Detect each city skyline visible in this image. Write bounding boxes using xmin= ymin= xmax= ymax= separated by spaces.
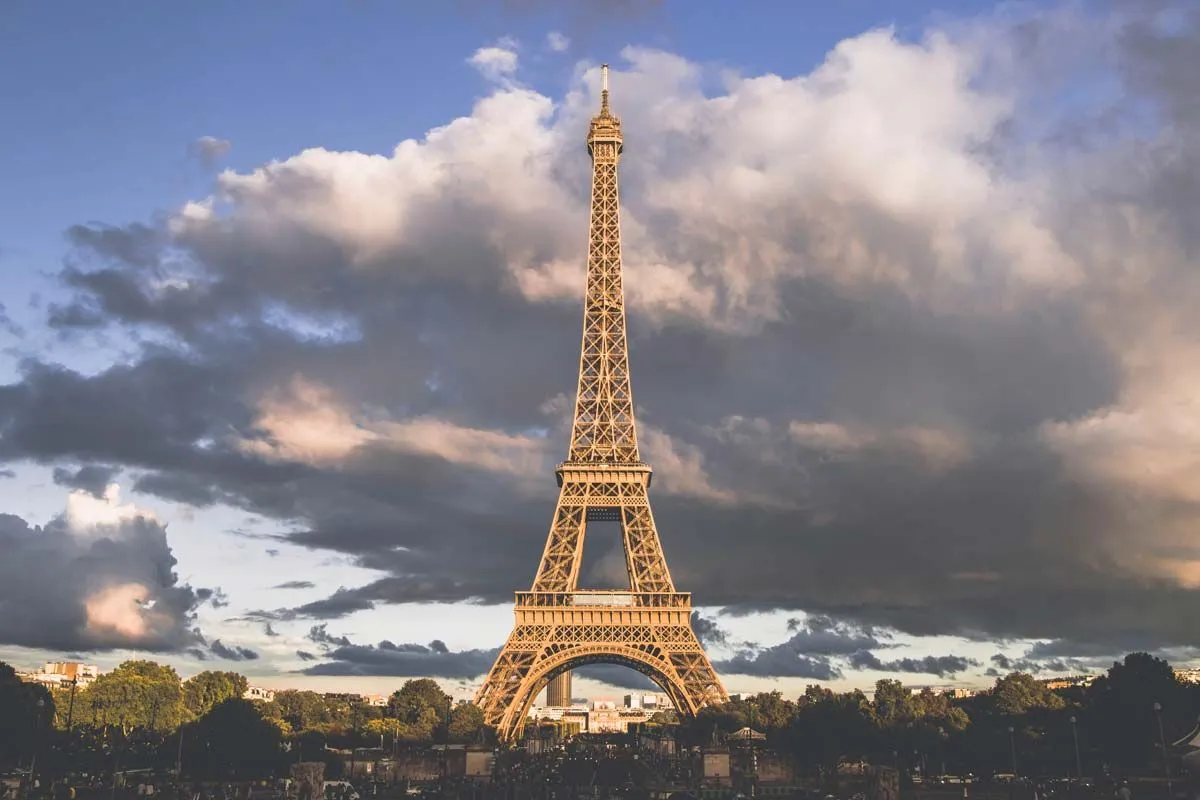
xmin=2 ymin=0 xmax=1200 ymax=703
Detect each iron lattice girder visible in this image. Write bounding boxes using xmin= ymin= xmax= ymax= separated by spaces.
xmin=473 ymin=66 xmax=728 ymax=741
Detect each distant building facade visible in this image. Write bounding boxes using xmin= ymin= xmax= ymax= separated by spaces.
xmin=244 ymin=686 xmax=276 ymax=702
xmin=1043 ymin=675 xmax=1096 ymax=690
xmin=528 ymin=699 xmax=654 ymax=733
xmin=19 ymin=662 xmax=100 ymax=688
xmin=546 ymin=673 xmax=572 ymax=707
xmin=623 ymin=693 xmax=672 ymax=710
xmin=1176 ymin=668 xmax=1200 ymax=684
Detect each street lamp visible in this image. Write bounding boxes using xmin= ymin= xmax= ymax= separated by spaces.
xmin=1069 ymin=716 xmax=1082 ymax=783
xmin=1008 ymin=726 xmax=1017 ymax=776
xmin=30 ymin=698 xmax=46 ymax=787
xmin=1153 ymin=703 xmax=1173 ymax=799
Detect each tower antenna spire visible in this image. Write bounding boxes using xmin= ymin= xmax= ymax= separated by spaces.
xmin=600 ymin=63 xmax=610 ymax=114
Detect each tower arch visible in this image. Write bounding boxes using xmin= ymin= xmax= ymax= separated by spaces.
xmin=496 ymin=644 xmax=698 ymax=741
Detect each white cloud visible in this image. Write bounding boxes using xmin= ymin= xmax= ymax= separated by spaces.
xmin=239 ymin=376 xmax=548 ymax=476
xmin=546 ymin=31 xmax=570 ymax=52
xmin=190 ymin=135 xmax=231 ymax=168
xmin=468 ymin=42 xmax=520 ymax=83
xmin=66 ymin=483 xmax=153 ymax=532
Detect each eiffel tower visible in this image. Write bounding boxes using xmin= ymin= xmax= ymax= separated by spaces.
xmin=474 ymin=65 xmax=728 ymax=741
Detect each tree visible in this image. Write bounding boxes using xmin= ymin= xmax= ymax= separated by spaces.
xmin=183 ymin=671 xmax=249 ymax=719
xmin=742 ymin=691 xmax=796 ymax=732
xmin=993 ymin=672 xmax=1064 ymax=715
xmin=386 ymin=679 xmax=450 ymax=726
xmin=788 ymin=686 xmax=876 ymax=772
xmin=0 ymin=662 xmax=53 ymax=768
xmin=1087 ymin=652 xmax=1190 ymax=773
xmin=79 ymin=660 xmax=184 ymax=733
xmin=184 ymin=698 xmax=282 ymax=779
xmin=447 ymin=702 xmax=485 ymax=743
xmin=268 ymin=690 xmax=340 ymax=733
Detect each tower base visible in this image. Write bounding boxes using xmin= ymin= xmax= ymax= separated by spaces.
xmin=475 ymin=591 xmax=727 ymax=741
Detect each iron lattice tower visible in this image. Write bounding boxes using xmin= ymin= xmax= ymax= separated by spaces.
xmin=474 ymin=65 xmax=728 ymax=741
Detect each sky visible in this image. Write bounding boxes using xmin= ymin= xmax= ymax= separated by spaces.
xmin=1 ymin=0 xmax=1200 ymax=703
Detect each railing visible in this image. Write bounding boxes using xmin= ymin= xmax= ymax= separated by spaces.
xmin=515 ymin=591 xmax=691 ymax=608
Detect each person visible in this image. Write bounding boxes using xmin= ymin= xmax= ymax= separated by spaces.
xmin=1117 ymin=782 xmax=1132 ymax=800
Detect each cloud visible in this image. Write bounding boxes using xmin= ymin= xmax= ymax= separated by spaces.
xmin=3 ymin=3 xmax=1200 ymax=670
xmin=209 ymin=639 xmax=260 ymax=661
xmin=713 ymin=616 xmax=895 ymax=680
xmin=848 ymin=651 xmax=979 ymax=678
xmin=300 ymin=624 xmax=498 ymax=678
xmin=52 ymin=464 xmax=122 ymax=498
xmin=273 ymin=580 xmax=316 ymax=590
xmin=468 ymin=40 xmax=519 ymax=83
xmin=574 ymin=664 xmax=659 ymax=692
xmin=189 ymin=136 xmax=231 ymax=169
xmin=0 ymin=485 xmax=209 ymax=651
xmin=546 ymin=31 xmax=569 ymax=52
xmin=691 ymin=612 xmax=728 ymax=648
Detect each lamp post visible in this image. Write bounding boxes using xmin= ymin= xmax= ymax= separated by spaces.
xmin=1008 ymin=726 xmax=1018 ymax=776
xmin=1069 ymin=716 xmax=1082 ymax=783
xmin=1153 ymin=702 xmax=1173 ymax=799
xmin=30 ymin=698 xmax=46 ymax=787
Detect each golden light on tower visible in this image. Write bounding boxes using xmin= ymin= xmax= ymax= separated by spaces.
xmin=474 ymin=64 xmax=728 ymax=741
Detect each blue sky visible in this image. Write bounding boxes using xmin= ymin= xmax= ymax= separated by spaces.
xmin=2 ymin=0 xmax=1198 ymax=701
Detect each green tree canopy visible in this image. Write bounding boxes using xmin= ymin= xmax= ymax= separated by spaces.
xmin=81 ymin=659 xmax=184 ymax=733
xmin=447 ymin=701 xmax=485 ymax=743
xmin=993 ymin=672 xmax=1066 ymax=715
xmin=183 ymin=670 xmax=249 ymax=719
xmin=386 ymin=679 xmax=450 ymax=726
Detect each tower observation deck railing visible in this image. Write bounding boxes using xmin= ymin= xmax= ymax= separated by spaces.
xmin=514 ymin=591 xmax=691 ymax=608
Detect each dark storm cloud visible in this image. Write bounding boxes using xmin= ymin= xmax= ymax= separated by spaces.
xmin=0 ymin=469 xmax=15 ymax=479
xmin=848 ymin=651 xmax=979 ymax=678
xmin=985 ymin=653 xmax=1077 ymax=677
xmin=690 ymin=612 xmax=728 ymax=648
xmin=209 ymin=640 xmax=260 ymax=661
xmin=272 ymin=580 xmax=316 ymax=590
xmin=3 ymin=3 xmax=1200 ymax=676
xmin=716 ymin=649 xmax=840 ymax=681
xmin=301 ymin=637 xmax=499 ymax=678
xmin=296 ymin=650 xmax=317 ymax=661
xmin=0 ymin=507 xmax=208 ymax=652
xmin=51 ymin=465 xmax=122 ymax=497
xmin=713 ymin=617 xmax=900 ymax=680
xmin=573 ymin=664 xmax=660 ymax=692
xmin=781 ymin=616 xmax=890 ymax=656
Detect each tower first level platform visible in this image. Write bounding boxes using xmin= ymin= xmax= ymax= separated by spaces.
xmin=476 ymin=590 xmax=726 ymax=741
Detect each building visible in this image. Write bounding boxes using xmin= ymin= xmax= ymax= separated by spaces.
xmin=528 ymin=702 xmax=653 ymax=734
xmin=623 ymin=693 xmax=672 ymax=710
xmin=1175 ymin=668 xmax=1200 ymax=684
xmin=546 ymin=673 xmax=572 ymax=707
xmin=1043 ymin=675 xmax=1096 ymax=690
xmin=244 ymin=686 xmax=276 ymax=702
xmin=19 ymin=662 xmax=100 ymax=688
xmin=907 ymin=687 xmax=976 ymax=698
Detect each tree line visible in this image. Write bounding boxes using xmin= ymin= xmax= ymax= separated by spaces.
xmin=661 ymin=653 xmax=1200 ymax=779
xmin=4 ymin=651 xmax=1199 ymax=781
xmin=0 ymin=660 xmax=485 ymax=779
